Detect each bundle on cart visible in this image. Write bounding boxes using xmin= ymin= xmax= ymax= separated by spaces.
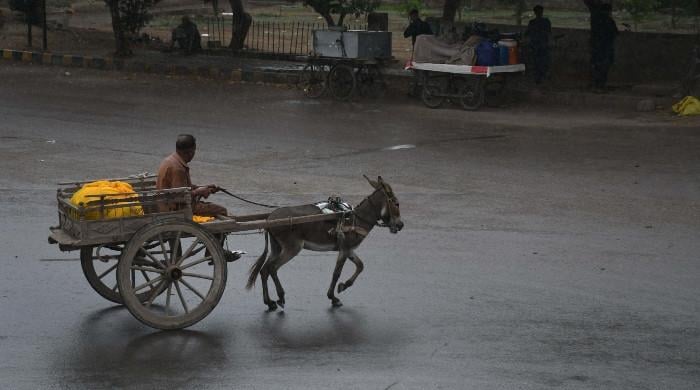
xmin=70 ymin=180 xmax=143 ymax=220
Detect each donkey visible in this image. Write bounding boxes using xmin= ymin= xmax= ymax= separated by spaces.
xmin=246 ymin=176 xmax=403 ymax=311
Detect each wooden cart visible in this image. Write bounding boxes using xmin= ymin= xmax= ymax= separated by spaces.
xmin=407 ymin=62 xmax=526 ymax=110
xmin=48 ymin=175 xmax=344 ymax=330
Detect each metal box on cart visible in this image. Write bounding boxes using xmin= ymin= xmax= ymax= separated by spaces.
xmin=312 ymin=30 xmax=392 ymax=59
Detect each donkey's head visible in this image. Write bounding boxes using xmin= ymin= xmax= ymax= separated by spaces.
xmin=364 ymin=175 xmax=404 ymax=234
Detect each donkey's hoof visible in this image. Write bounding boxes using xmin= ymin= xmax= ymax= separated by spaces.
xmin=331 ymin=299 xmax=343 ymax=308
xmin=266 ymin=302 xmax=278 ymax=311
xmin=337 ymin=283 xmax=346 ymax=293
xmin=276 ymin=299 xmax=285 ymax=309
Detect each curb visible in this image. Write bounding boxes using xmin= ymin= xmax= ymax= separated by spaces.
xmin=0 ymin=48 xmax=300 ymax=88
xmin=1 ymin=48 xmax=667 ymax=111
xmin=511 ymin=88 xmax=676 ymax=112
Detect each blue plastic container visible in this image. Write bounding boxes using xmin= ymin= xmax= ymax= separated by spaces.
xmin=498 ymin=46 xmax=509 ymax=65
xmin=475 ymin=40 xmax=497 ymax=66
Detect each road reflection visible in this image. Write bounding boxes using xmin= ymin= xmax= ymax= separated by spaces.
xmin=254 ymin=307 xmax=404 ymax=351
xmin=54 ymin=306 xmax=231 ymax=388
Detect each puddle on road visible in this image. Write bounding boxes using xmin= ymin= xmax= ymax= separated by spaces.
xmin=285 ymin=100 xmax=322 ymax=105
xmin=383 ymin=144 xmax=416 ymax=151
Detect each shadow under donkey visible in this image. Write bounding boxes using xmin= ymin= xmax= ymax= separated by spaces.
xmin=246 ymin=176 xmax=404 ymax=311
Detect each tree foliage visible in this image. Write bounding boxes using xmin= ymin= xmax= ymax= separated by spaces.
xmin=498 ymin=0 xmax=527 ymax=26
xmin=442 ymin=0 xmax=459 ymax=21
xmin=9 ymin=0 xmax=41 ymax=24
xmin=104 ymin=0 xmax=161 ymax=56
xmin=303 ymin=0 xmax=381 ymax=26
xmin=620 ymin=0 xmax=658 ymax=29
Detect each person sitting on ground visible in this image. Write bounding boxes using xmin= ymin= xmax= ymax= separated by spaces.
xmin=157 ymin=134 xmax=241 ymax=262
xmin=403 ymin=9 xmax=433 ymax=47
xmin=525 ymin=5 xmax=552 ymax=85
xmin=170 ymin=16 xmax=201 ymax=54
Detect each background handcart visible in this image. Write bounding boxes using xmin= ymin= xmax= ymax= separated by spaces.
xmin=299 ymin=28 xmax=392 ymax=101
xmin=408 ymin=62 xmax=526 ymax=110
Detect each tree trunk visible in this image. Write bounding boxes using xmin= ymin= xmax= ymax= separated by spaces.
xmin=229 ymin=0 xmax=252 ymax=50
xmin=515 ymin=0 xmax=525 ymax=27
xmin=106 ymin=0 xmax=131 ymax=56
xmin=442 ymin=0 xmax=460 ymax=22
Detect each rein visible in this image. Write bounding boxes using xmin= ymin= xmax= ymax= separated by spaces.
xmin=216 ymin=187 xmax=282 ymax=209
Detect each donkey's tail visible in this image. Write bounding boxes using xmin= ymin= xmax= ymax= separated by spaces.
xmin=246 ymin=231 xmax=269 ymax=290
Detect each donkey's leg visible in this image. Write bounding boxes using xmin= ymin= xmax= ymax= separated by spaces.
xmin=260 ymin=238 xmax=282 ymax=311
xmin=270 ymin=244 xmax=302 ymax=309
xmin=327 ymin=252 xmax=348 ymax=307
xmin=338 ymin=251 xmax=364 ymax=294
xmin=260 ymin=261 xmax=277 ymax=311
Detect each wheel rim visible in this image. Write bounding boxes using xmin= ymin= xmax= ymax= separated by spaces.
xmin=81 ymin=244 xmax=125 ymax=304
xmin=81 ymin=243 xmax=161 ymax=304
xmin=460 ymin=80 xmax=485 ymax=110
xmin=356 ymin=66 xmax=386 ymax=98
xmin=300 ymin=64 xmax=327 ymax=98
xmin=421 ymin=85 xmax=445 ymax=108
xmin=117 ymin=221 xmax=227 ymax=330
xmin=328 ymin=64 xmax=356 ymax=101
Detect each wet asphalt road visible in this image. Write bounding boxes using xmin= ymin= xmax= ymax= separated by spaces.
xmin=0 ymin=63 xmax=699 ymax=389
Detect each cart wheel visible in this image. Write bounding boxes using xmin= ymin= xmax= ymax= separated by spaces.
xmin=299 ymin=63 xmax=328 ymax=98
xmin=328 ymin=64 xmax=356 ymax=101
xmin=421 ymin=84 xmax=446 ymax=108
xmin=117 ymin=220 xmax=227 ymax=330
xmin=460 ymin=79 xmax=485 ymax=111
xmin=81 ymin=243 xmax=163 ymax=304
xmin=356 ymin=65 xmax=386 ymax=98
xmin=484 ymin=77 xmax=506 ymax=107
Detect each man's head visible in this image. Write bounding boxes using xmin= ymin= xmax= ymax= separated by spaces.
xmin=601 ymin=3 xmax=612 ymax=16
xmin=409 ymin=9 xmax=420 ymax=22
xmin=176 ymin=134 xmax=196 ymax=163
xmin=533 ymin=5 xmax=544 ymax=17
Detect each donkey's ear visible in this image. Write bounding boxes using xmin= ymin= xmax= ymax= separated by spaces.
xmin=363 ymin=174 xmax=379 ymax=189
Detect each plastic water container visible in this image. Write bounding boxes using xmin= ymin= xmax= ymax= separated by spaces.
xmin=498 ymin=39 xmax=519 ymax=65
xmin=475 ymin=40 xmax=498 ymax=66
xmin=508 ymin=46 xmax=519 ymax=65
xmin=498 ymin=39 xmax=517 ymax=65
xmin=498 ymin=46 xmax=509 ymax=65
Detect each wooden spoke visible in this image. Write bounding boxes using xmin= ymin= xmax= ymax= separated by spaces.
xmin=138 ymin=246 xmax=164 ymax=268
xmin=133 ymin=275 xmax=164 ymax=293
xmin=129 ymin=266 xmax=164 ymax=274
xmin=158 ymin=233 xmax=169 ymax=264
xmin=145 ymin=281 xmax=168 ymax=308
xmin=170 ymin=232 xmax=182 ymax=264
xmin=97 ymin=263 xmax=118 ymax=280
xmin=180 ymin=279 xmax=206 ymax=301
xmin=177 ymin=239 xmax=203 ymax=267
xmin=180 ymin=256 xmax=213 ymax=271
xmin=165 ymin=283 xmax=173 ymax=316
xmin=174 ymin=281 xmax=188 ymax=314
xmin=181 ymin=272 xmax=214 ymax=281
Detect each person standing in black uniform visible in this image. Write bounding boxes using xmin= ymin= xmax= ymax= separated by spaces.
xmin=525 ymin=5 xmax=552 ymax=85
xmin=403 ymin=9 xmax=433 ymax=47
xmin=589 ymin=3 xmax=618 ymax=92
